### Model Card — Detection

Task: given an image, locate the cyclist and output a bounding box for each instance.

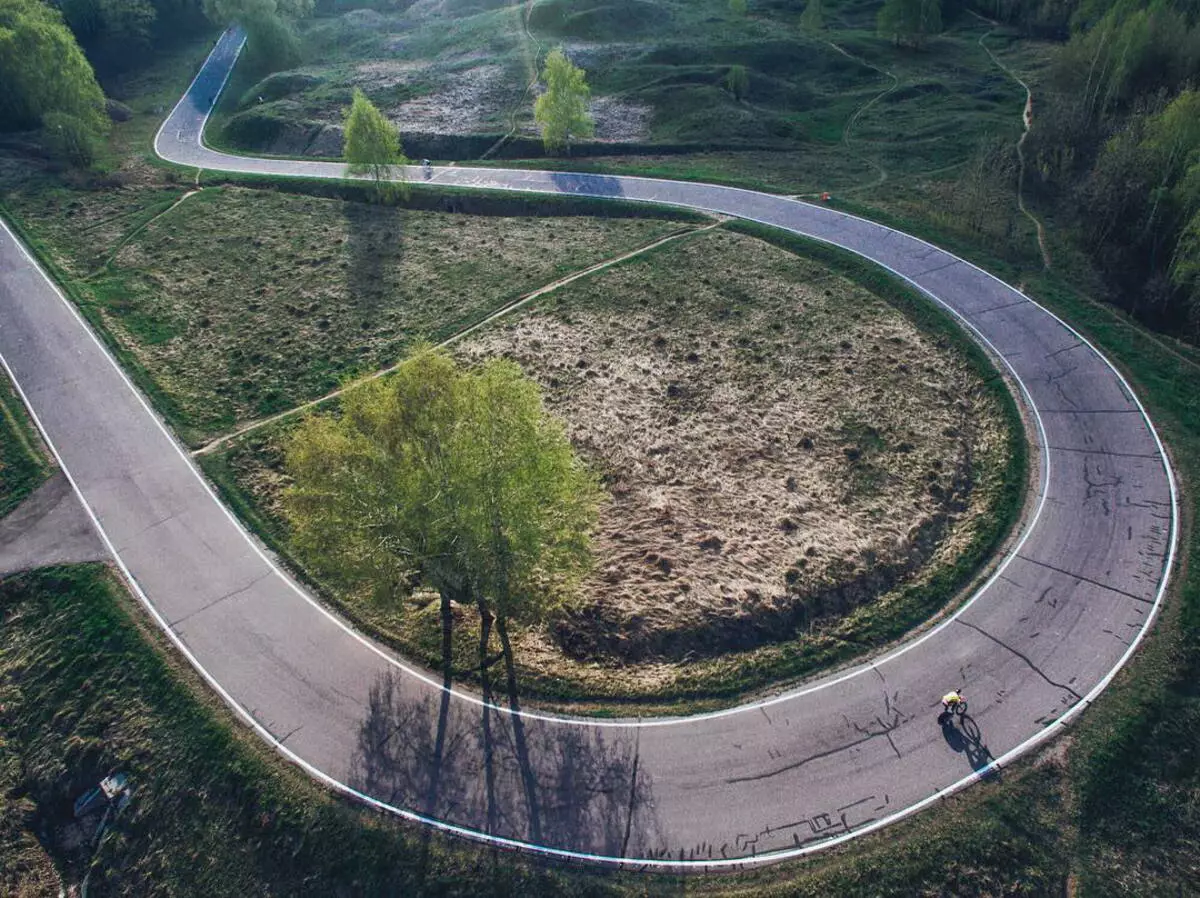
[942,689,965,712]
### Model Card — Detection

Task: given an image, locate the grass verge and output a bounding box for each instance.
[0,564,1080,895]
[198,225,1027,715]
[0,369,52,518]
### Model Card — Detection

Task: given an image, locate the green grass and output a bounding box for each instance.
[3,171,698,445]
[0,564,1080,895]
[207,0,1022,175]
[198,225,1027,714]
[0,370,52,518]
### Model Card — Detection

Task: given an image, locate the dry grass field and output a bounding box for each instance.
[206,227,1017,706]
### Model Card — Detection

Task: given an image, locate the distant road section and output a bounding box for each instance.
[0,27,1177,870]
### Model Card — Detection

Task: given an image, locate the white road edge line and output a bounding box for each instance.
[0,26,1174,868]
[141,28,1067,728]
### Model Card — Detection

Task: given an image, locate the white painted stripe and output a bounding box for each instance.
[0,27,1175,867]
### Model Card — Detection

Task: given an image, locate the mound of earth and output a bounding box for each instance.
[459,230,1011,665]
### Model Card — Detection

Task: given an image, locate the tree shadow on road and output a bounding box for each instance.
[348,664,664,861]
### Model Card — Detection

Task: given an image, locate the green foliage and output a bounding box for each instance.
[342,87,408,201]
[0,0,108,154]
[54,0,206,76]
[724,63,749,100]
[283,347,601,629]
[40,110,104,166]
[0,372,51,518]
[877,0,943,48]
[203,0,311,72]
[534,47,595,154]
[59,0,155,54]
[728,0,747,15]
[1054,1,1200,125]
[800,0,823,31]
[1073,89,1200,331]
[1170,211,1200,327]
[1022,1,1200,338]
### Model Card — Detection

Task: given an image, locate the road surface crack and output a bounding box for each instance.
[1016,553,1155,604]
[956,619,1083,700]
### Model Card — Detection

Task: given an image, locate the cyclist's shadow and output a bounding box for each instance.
[939,712,1000,781]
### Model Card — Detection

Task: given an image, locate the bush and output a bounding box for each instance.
[40,111,103,167]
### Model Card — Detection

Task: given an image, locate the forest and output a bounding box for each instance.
[987,0,1200,337]
[1,0,1199,336]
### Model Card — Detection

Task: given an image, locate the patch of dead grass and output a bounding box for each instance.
[456,229,1010,673]
[98,187,681,441]
[205,228,1016,705]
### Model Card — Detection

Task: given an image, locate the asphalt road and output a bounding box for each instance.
[0,28,1178,869]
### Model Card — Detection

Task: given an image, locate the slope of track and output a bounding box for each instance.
[0,27,1177,870]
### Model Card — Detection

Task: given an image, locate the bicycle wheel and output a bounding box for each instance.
[954,700,969,716]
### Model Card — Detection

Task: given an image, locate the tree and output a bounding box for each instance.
[534,48,594,154]
[59,0,156,60]
[203,0,311,72]
[725,64,749,100]
[1170,210,1200,333]
[343,88,409,202]
[877,0,942,48]
[728,0,747,15]
[0,0,109,162]
[800,0,823,31]
[42,109,104,165]
[283,348,602,678]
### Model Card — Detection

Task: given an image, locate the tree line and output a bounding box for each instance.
[1008,0,1200,336]
[0,0,313,165]
[865,0,1200,337]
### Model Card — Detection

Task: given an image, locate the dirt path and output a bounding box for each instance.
[84,187,205,279]
[973,15,1052,270]
[191,219,722,455]
[823,41,899,195]
[480,0,546,159]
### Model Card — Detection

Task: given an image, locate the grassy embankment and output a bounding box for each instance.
[208,0,1023,189]
[200,221,1026,713]
[0,371,52,518]
[0,563,1074,896]
[1,163,701,447]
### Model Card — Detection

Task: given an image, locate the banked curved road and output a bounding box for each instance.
[0,29,1179,869]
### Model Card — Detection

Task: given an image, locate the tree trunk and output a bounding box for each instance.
[496,616,543,842]
[477,597,498,835]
